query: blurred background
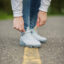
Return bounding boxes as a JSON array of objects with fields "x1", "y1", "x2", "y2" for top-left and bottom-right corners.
[
  {"x1": 0, "y1": 0, "x2": 64, "y2": 64},
  {"x1": 0, "y1": 0, "x2": 64, "y2": 20}
]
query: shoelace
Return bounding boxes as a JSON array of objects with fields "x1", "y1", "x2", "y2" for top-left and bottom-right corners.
[{"x1": 24, "y1": 27, "x2": 31, "y2": 34}]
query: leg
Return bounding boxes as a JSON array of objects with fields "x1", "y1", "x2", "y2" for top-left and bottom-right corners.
[
  {"x1": 30, "y1": 0, "x2": 47, "y2": 43},
  {"x1": 23, "y1": 0, "x2": 31, "y2": 30},
  {"x1": 20, "y1": 0, "x2": 41, "y2": 48},
  {"x1": 30, "y1": 0, "x2": 41, "y2": 29}
]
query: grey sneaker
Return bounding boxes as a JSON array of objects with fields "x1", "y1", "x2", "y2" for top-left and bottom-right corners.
[
  {"x1": 31, "y1": 29, "x2": 47, "y2": 43},
  {"x1": 20, "y1": 27, "x2": 41, "y2": 48}
]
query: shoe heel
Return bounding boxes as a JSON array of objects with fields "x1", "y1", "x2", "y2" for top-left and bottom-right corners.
[{"x1": 20, "y1": 39, "x2": 25, "y2": 46}]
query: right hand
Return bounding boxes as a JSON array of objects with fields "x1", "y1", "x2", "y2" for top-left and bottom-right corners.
[{"x1": 13, "y1": 16, "x2": 25, "y2": 32}]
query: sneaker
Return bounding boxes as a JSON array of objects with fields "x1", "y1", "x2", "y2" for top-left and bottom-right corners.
[
  {"x1": 31, "y1": 29, "x2": 47, "y2": 43},
  {"x1": 20, "y1": 27, "x2": 41, "y2": 48}
]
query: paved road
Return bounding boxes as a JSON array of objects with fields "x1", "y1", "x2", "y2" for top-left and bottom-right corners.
[{"x1": 0, "y1": 16, "x2": 64, "y2": 64}]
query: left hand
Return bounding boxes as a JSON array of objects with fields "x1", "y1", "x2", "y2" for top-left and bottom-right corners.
[{"x1": 37, "y1": 11, "x2": 47, "y2": 27}]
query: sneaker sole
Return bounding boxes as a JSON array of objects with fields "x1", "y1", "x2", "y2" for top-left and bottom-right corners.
[
  {"x1": 20, "y1": 39, "x2": 41, "y2": 48},
  {"x1": 40, "y1": 39, "x2": 47, "y2": 43}
]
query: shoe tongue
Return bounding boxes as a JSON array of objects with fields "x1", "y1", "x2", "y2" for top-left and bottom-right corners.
[
  {"x1": 25, "y1": 27, "x2": 31, "y2": 33},
  {"x1": 31, "y1": 29, "x2": 38, "y2": 34}
]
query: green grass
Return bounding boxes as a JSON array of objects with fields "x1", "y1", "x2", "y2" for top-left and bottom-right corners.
[
  {"x1": 0, "y1": 10, "x2": 13, "y2": 20},
  {"x1": 48, "y1": 13, "x2": 64, "y2": 16},
  {"x1": 0, "y1": 10, "x2": 64, "y2": 20}
]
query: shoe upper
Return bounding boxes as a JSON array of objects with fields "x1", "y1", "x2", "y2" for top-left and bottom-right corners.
[
  {"x1": 31, "y1": 29, "x2": 47, "y2": 42},
  {"x1": 20, "y1": 27, "x2": 41, "y2": 46}
]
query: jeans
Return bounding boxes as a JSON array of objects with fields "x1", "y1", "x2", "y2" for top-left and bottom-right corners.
[{"x1": 23, "y1": 0, "x2": 41, "y2": 30}]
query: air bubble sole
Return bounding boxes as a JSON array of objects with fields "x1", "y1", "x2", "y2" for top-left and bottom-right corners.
[
  {"x1": 40, "y1": 40, "x2": 47, "y2": 43},
  {"x1": 20, "y1": 39, "x2": 41, "y2": 48}
]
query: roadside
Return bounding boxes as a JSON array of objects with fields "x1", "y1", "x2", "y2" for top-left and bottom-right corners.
[{"x1": 0, "y1": 16, "x2": 64, "y2": 64}]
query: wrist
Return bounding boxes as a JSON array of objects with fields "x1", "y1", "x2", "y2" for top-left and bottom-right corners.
[
  {"x1": 39, "y1": 11, "x2": 47, "y2": 15},
  {"x1": 39, "y1": 10, "x2": 47, "y2": 13},
  {"x1": 13, "y1": 16, "x2": 24, "y2": 22},
  {"x1": 14, "y1": 16, "x2": 23, "y2": 18}
]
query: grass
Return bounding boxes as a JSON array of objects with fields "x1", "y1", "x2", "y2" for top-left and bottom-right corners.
[
  {"x1": 48, "y1": 13, "x2": 64, "y2": 16},
  {"x1": 0, "y1": 10, "x2": 13, "y2": 20},
  {"x1": 0, "y1": 10, "x2": 64, "y2": 20}
]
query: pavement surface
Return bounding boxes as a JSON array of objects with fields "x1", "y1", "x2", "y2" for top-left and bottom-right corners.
[{"x1": 0, "y1": 16, "x2": 64, "y2": 64}]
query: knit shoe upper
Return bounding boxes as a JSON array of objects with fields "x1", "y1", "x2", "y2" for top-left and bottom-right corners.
[
  {"x1": 31, "y1": 29, "x2": 47, "y2": 42},
  {"x1": 20, "y1": 27, "x2": 41, "y2": 47}
]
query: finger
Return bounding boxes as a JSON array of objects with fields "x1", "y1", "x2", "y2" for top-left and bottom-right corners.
[
  {"x1": 17, "y1": 28, "x2": 23, "y2": 32},
  {"x1": 16, "y1": 26, "x2": 19, "y2": 30},
  {"x1": 22, "y1": 29, "x2": 25, "y2": 32},
  {"x1": 19, "y1": 28, "x2": 25, "y2": 32},
  {"x1": 37, "y1": 17, "x2": 39, "y2": 23},
  {"x1": 37, "y1": 17, "x2": 40, "y2": 27},
  {"x1": 40, "y1": 22, "x2": 45, "y2": 26},
  {"x1": 18, "y1": 25, "x2": 23, "y2": 32},
  {"x1": 19, "y1": 25, "x2": 25, "y2": 32},
  {"x1": 13, "y1": 26, "x2": 16, "y2": 29},
  {"x1": 21, "y1": 24, "x2": 25, "y2": 32},
  {"x1": 13, "y1": 26, "x2": 19, "y2": 30},
  {"x1": 22, "y1": 26, "x2": 25, "y2": 32},
  {"x1": 19, "y1": 27, "x2": 22, "y2": 31}
]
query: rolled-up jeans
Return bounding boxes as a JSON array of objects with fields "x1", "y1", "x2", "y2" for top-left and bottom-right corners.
[{"x1": 23, "y1": 0, "x2": 41, "y2": 30}]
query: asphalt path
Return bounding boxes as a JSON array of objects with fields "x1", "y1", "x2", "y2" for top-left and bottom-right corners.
[{"x1": 0, "y1": 16, "x2": 64, "y2": 64}]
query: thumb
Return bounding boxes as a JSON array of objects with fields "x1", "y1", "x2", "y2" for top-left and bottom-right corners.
[
  {"x1": 22, "y1": 26, "x2": 25, "y2": 32},
  {"x1": 22, "y1": 28, "x2": 25, "y2": 32},
  {"x1": 37, "y1": 17, "x2": 40, "y2": 27}
]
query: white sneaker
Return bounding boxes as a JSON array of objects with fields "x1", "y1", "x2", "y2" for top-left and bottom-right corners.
[
  {"x1": 31, "y1": 29, "x2": 47, "y2": 43},
  {"x1": 20, "y1": 27, "x2": 41, "y2": 48}
]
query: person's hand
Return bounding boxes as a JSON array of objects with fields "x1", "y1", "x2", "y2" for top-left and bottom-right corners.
[
  {"x1": 13, "y1": 16, "x2": 25, "y2": 32},
  {"x1": 37, "y1": 11, "x2": 47, "y2": 27}
]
